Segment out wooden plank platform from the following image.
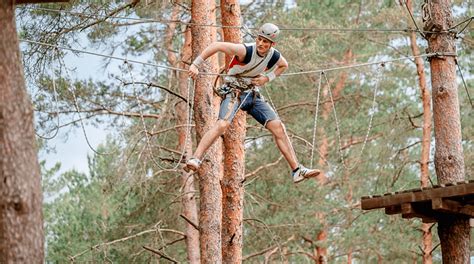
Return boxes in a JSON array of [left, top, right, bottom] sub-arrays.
[[361, 180, 474, 222]]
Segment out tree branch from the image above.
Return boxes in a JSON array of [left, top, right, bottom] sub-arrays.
[[122, 81, 190, 105], [69, 225, 184, 261], [340, 133, 383, 150], [43, 107, 161, 119], [157, 237, 186, 251], [142, 245, 178, 263], [148, 124, 194, 136], [80, 0, 141, 31], [244, 155, 284, 182], [180, 214, 199, 231], [243, 235, 294, 261]]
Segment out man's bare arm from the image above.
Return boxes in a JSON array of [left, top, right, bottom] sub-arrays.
[[188, 42, 246, 79], [272, 56, 288, 77], [251, 56, 289, 86], [200, 42, 246, 61]]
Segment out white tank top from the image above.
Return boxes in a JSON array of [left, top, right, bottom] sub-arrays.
[[224, 43, 279, 86]]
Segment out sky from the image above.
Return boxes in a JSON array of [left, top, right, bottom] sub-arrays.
[[26, 9, 151, 176], [38, 53, 112, 175], [33, 30, 144, 176]]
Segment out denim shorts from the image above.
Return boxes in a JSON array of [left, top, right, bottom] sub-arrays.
[[218, 91, 278, 126]]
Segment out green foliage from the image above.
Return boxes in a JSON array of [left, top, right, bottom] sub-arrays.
[[26, 0, 473, 262]]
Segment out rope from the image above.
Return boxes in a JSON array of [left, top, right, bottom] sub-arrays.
[[456, 17, 473, 36], [21, 39, 453, 77], [35, 48, 61, 140], [310, 73, 322, 169], [197, 89, 254, 166], [180, 78, 195, 167], [402, 0, 427, 39], [450, 16, 473, 30], [64, 60, 119, 156], [280, 52, 447, 76], [125, 61, 190, 170], [125, 60, 157, 166], [26, 7, 429, 34], [455, 59, 473, 108], [278, 27, 418, 33], [26, 7, 242, 28], [21, 39, 186, 73], [323, 64, 383, 171]]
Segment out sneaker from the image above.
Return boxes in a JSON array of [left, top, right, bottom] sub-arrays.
[[184, 158, 202, 172], [292, 165, 321, 183]]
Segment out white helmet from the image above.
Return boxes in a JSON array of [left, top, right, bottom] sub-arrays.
[[257, 23, 280, 42]]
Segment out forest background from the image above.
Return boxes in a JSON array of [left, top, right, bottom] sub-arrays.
[[15, 0, 473, 262]]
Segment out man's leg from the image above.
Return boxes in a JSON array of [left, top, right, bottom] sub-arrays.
[[185, 91, 240, 172], [193, 91, 241, 159], [185, 120, 230, 172], [193, 119, 230, 160], [265, 119, 321, 182], [265, 120, 299, 170]]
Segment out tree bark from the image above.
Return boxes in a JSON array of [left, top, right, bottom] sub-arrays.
[[220, 1, 244, 263], [423, 1, 468, 263], [191, 1, 223, 263], [177, 28, 201, 264], [0, 1, 44, 263], [163, 4, 200, 261], [314, 211, 328, 264], [406, 1, 433, 263]]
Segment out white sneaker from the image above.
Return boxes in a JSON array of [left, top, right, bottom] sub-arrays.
[[184, 158, 202, 172], [292, 165, 321, 183]]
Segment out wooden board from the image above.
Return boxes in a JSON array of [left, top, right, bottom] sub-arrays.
[[361, 181, 474, 221], [361, 182, 474, 210]]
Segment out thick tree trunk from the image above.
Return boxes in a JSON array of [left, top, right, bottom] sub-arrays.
[[177, 28, 201, 264], [220, 1, 245, 263], [423, 1, 468, 263], [191, 1, 223, 262], [0, 2, 44, 263], [406, 1, 433, 263]]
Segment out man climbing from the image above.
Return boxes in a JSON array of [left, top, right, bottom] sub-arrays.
[[186, 23, 321, 183]]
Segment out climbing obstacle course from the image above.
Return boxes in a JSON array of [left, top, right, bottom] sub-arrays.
[[361, 181, 474, 223]]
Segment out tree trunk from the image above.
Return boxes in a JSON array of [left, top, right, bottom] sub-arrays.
[[314, 212, 327, 264], [191, 1, 223, 263], [220, 1, 244, 263], [347, 248, 352, 264], [406, 1, 433, 263], [177, 28, 201, 264], [423, 1, 468, 263], [0, 2, 44, 263]]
